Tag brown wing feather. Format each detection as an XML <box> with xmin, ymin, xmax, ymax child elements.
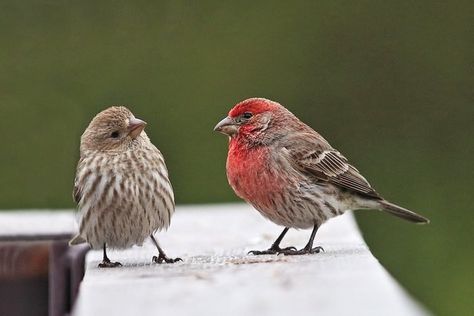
<box><xmin>72</xmin><ymin>158</ymin><xmax>84</xmax><ymax>204</ymax></box>
<box><xmin>282</xmin><ymin>129</ymin><xmax>380</xmax><ymax>198</ymax></box>
<box><xmin>73</xmin><ymin>180</ymin><xmax>82</xmax><ymax>204</ymax></box>
<box><xmin>298</xmin><ymin>149</ymin><xmax>380</xmax><ymax>198</ymax></box>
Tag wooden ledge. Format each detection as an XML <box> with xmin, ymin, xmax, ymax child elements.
<box><xmin>72</xmin><ymin>204</ymin><xmax>428</xmax><ymax>316</ymax></box>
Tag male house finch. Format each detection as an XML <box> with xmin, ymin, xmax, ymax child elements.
<box><xmin>70</xmin><ymin>106</ymin><xmax>181</xmax><ymax>267</ymax></box>
<box><xmin>214</xmin><ymin>98</ymin><xmax>429</xmax><ymax>255</ymax></box>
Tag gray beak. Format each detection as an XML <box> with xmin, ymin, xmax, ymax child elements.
<box><xmin>214</xmin><ymin>116</ymin><xmax>238</xmax><ymax>136</ymax></box>
<box><xmin>128</xmin><ymin>117</ymin><xmax>147</xmax><ymax>139</ymax></box>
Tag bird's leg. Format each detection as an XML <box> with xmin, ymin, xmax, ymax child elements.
<box><xmin>150</xmin><ymin>235</ymin><xmax>182</xmax><ymax>264</ymax></box>
<box><xmin>98</xmin><ymin>243</ymin><xmax>122</xmax><ymax>268</ymax></box>
<box><xmin>279</xmin><ymin>225</ymin><xmax>324</xmax><ymax>255</ymax></box>
<box><xmin>248</xmin><ymin>227</ymin><xmax>297</xmax><ymax>255</ymax></box>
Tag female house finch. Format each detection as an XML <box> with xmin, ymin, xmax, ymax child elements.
<box><xmin>70</xmin><ymin>106</ymin><xmax>181</xmax><ymax>267</ymax></box>
<box><xmin>214</xmin><ymin>98</ymin><xmax>429</xmax><ymax>256</ymax></box>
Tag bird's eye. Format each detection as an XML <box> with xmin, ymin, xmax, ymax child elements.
<box><xmin>242</xmin><ymin>112</ymin><xmax>253</xmax><ymax>119</ymax></box>
<box><xmin>110</xmin><ymin>131</ymin><xmax>120</xmax><ymax>138</ymax></box>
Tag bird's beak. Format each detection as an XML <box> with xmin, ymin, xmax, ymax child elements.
<box><xmin>128</xmin><ymin>117</ymin><xmax>147</xmax><ymax>139</ymax></box>
<box><xmin>214</xmin><ymin>116</ymin><xmax>238</xmax><ymax>136</ymax></box>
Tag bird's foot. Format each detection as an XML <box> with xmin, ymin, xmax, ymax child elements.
<box><xmin>98</xmin><ymin>259</ymin><xmax>122</xmax><ymax>268</ymax></box>
<box><xmin>248</xmin><ymin>246</ymin><xmax>297</xmax><ymax>255</ymax></box>
<box><xmin>152</xmin><ymin>254</ymin><xmax>183</xmax><ymax>264</ymax></box>
<box><xmin>278</xmin><ymin>246</ymin><xmax>324</xmax><ymax>256</ymax></box>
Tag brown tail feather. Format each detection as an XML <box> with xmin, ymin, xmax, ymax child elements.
<box><xmin>69</xmin><ymin>234</ymin><xmax>86</xmax><ymax>246</ymax></box>
<box><xmin>378</xmin><ymin>200</ymin><xmax>429</xmax><ymax>224</ymax></box>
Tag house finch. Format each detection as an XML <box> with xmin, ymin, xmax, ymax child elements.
<box><xmin>214</xmin><ymin>98</ymin><xmax>429</xmax><ymax>255</ymax></box>
<box><xmin>69</xmin><ymin>106</ymin><xmax>181</xmax><ymax>267</ymax></box>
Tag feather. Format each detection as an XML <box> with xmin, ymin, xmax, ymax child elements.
<box><xmin>285</xmin><ymin>133</ymin><xmax>380</xmax><ymax>199</ymax></box>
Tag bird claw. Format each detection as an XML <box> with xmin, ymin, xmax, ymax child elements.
<box><xmin>278</xmin><ymin>246</ymin><xmax>324</xmax><ymax>256</ymax></box>
<box><xmin>248</xmin><ymin>245</ymin><xmax>298</xmax><ymax>256</ymax></box>
<box><xmin>98</xmin><ymin>260</ymin><xmax>122</xmax><ymax>268</ymax></box>
<box><xmin>248</xmin><ymin>249</ymin><xmax>278</xmax><ymax>255</ymax></box>
<box><xmin>152</xmin><ymin>255</ymin><xmax>183</xmax><ymax>264</ymax></box>
<box><xmin>309</xmin><ymin>246</ymin><xmax>324</xmax><ymax>254</ymax></box>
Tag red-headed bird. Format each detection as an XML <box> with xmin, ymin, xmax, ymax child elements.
<box><xmin>214</xmin><ymin>98</ymin><xmax>429</xmax><ymax>255</ymax></box>
<box><xmin>70</xmin><ymin>106</ymin><xmax>181</xmax><ymax>267</ymax></box>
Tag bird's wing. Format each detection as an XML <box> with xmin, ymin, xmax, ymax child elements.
<box><xmin>285</xmin><ymin>133</ymin><xmax>380</xmax><ymax>199</ymax></box>
<box><xmin>73</xmin><ymin>179</ymin><xmax>82</xmax><ymax>204</ymax></box>
<box><xmin>72</xmin><ymin>158</ymin><xmax>83</xmax><ymax>205</ymax></box>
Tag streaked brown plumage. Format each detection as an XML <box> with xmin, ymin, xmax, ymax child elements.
<box><xmin>215</xmin><ymin>98</ymin><xmax>429</xmax><ymax>256</ymax></box>
<box><xmin>70</xmin><ymin>106</ymin><xmax>181</xmax><ymax>267</ymax></box>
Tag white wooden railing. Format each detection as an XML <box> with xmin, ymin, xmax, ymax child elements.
<box><xmin>0</xmin><ymin>204</ymin><xmax>429</xmax><ymax>316</ymax></box>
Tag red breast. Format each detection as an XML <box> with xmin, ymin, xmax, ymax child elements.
<box><xmin>226</xmin><ymin>139</ymin><xmax>283</xmax><ymax>207</ymax></box>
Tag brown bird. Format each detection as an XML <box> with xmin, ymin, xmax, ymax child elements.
<box><xmin>70</xmin><ymin>106</ymin><xmax>181</xmax><ymax>267</ymax></box>
<box><xmin>214</xmin><ymin>98</ymin><xmax>429</xmax><ymax>256</ymax></box>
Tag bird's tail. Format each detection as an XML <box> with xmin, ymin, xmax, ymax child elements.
<box><xmin>377</xmin><ymin>200</ymin><xmax>429</xmax><ymax>224</ymax></box>
<box><xmin>69</xmin><ymin>234</ymin><xmax>86</xmax><ymax>246</ymax></box>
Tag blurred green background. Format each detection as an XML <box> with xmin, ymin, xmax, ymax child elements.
<box><xmin>0</xmin><ymin>1</ymin><xmax>472</xmax><ymax>314</ymax></box>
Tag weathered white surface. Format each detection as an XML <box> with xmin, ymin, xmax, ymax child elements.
<box><xmin>73</xmin><ymin>204</ymin><xmax>428</xmax><ymax>316</ymax></box>
<box><xmin>0</xmin><ymin>210</ymin><xmax>76</xmax><ymax>240</ymax></box>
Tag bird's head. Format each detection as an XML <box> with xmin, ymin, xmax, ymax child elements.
<box><xmin>214</xmin><ymin>98</ymin><xmax>292</xmax><ymax>143</ymax></box>
<box><xmin>80</xmin><ymin>106</ymin><xmax>147</xmax><ymax>153</ymax></box>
